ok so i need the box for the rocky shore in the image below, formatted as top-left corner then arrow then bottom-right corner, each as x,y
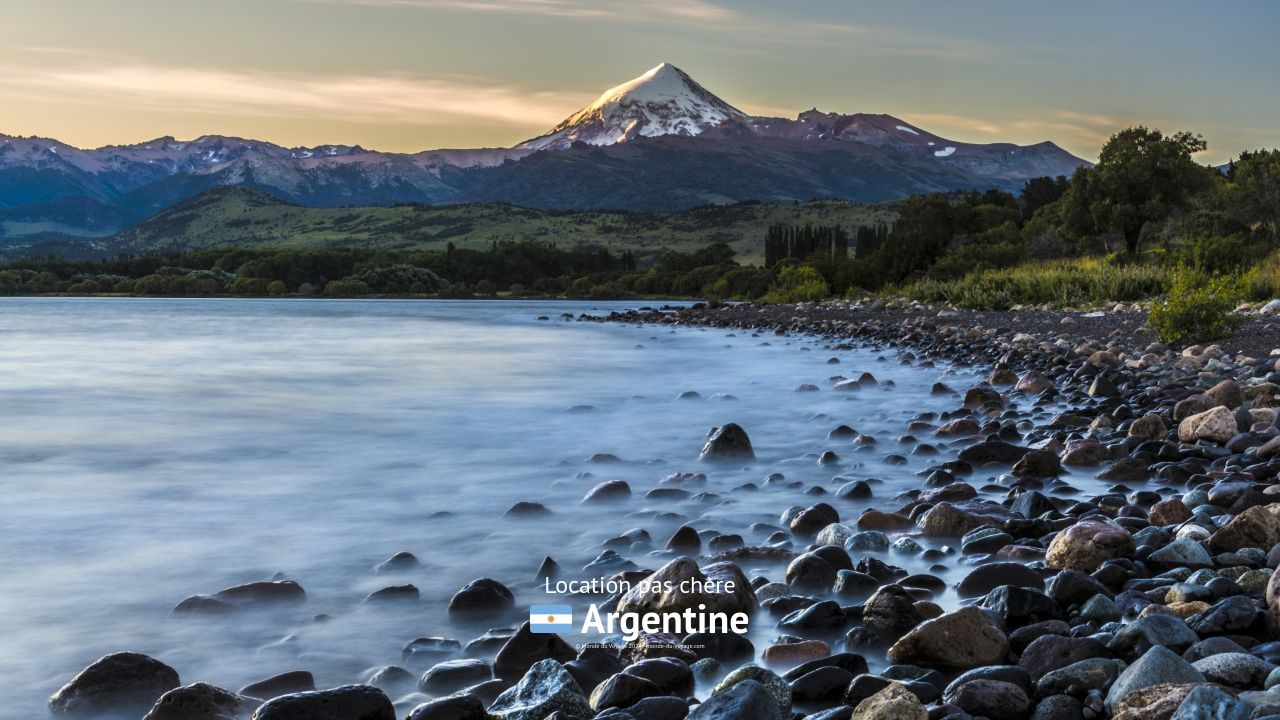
45,299 -> 1280,720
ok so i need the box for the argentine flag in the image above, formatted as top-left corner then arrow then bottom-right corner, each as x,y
529,604 -> 574,633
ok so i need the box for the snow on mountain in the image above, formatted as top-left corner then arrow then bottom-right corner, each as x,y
517,63 -> 746,151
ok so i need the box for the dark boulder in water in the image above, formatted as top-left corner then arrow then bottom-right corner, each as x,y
373,551 -> 419,573
48,652 -> 180,717
363,584 -> 419,604
448,578 -> 515,616
699,424 -> 754,460
406,694 -> 488,720
141,682 -> 256,720
251,685 -> 394,720
583,480 -> 632,503
174,580 -> 306,615
504,501 -> 552,517
493,622 -> 578,682
239,671 -> 315,701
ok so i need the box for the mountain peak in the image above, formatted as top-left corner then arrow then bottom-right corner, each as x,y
517,63 -> 744,151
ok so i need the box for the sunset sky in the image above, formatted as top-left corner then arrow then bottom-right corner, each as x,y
1,0 -> 1275,163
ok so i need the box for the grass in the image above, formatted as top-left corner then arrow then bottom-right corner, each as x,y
895,257 -> 1170,310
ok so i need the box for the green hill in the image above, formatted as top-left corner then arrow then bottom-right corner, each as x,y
106,186 -> 895,265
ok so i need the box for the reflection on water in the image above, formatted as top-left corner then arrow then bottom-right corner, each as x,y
0,297 -> 996,717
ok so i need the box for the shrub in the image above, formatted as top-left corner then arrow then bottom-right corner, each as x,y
1148,266 -> 1243,345
323,278 -> 370,296
763,265 -> 831,304
352,264 -> 447,293
267,280 -> 288,296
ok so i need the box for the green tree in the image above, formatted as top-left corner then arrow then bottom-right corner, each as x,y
1226,149 -> 1280,239
1062,127 -> 1210,255
764,265 -> 830,303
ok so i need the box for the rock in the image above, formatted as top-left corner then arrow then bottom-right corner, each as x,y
49,652 -> 181,717
364,584 -> 418,603
590,673 -> 661,711
916,502 -> 990,537
945,679 -> 1031,720
1016,372 -> 1054,394
1150,498 -> 1193,525
239,672 -> 315,700
862,585 -> 925,637
1108,614 -> 1200,656
620,633 -> 699,666
251,686 -> 394,720
493,622 -> 577,682
617,557 -> 755,616
1191,652 -> 1274,688
980,586 -> 1060,626
789,504 -> 840,536
1019,635 -> 1107,680
373,551 -> 420,573
1129,413 -> 1169,440
142,683 -> 254,720
406,694 -> 488,720
1033,694 -> 1084,720
1013,449 -> 1062,477
1178,406 -> 1238,444
784,553 -> 836,592
1046,520 -> 1135,572
849,682 -> 927,720
711,666 -> 789,715
1035,658 -> 1123,696
1061,438 -> 1112,465
1111,683 -> 1197,720
761,639 -> 830,667
564,647 -> 624,696
963,386 -> 1005,409
957,439 -> 1025,464
420,659 -> 492,694
1104,646 -> 1205,712
584,480 -> 632,503
957,563 -> 1044,598
488,659 -> 590,720
626,696 -> 691,720
447,578 -> 514,615
789,666 -> 854,705
366,666 -> 416,696
1206,379 -> 1244,409
887,606 -> 1009,671
1148,538 -> 1215,570
699,424 -> 754,460
689,679 -> 780,720
1207,505 -> 1280,554
1170,684 -> 1251,720
175,580 -> 306,614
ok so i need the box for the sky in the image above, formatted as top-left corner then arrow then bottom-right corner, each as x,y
0,0 -> 1275,163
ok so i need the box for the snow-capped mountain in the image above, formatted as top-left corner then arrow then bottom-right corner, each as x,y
517,63 -> 746,151
0,62 -> 1092,242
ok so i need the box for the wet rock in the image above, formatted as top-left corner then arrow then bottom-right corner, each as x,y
447,578 -> 514,615
251,685 -> 394,720
1016,372 -> 1054,394
789,666 -> 854,704
1013,449 -> 1062,477
957,562 -> 1043,598
980,585 -> 1061,626
1150,497 -> 1193,525
1109,682 -> 1197,720
1207,504 -> 1280,553
710,666 -> 790,716
373,551 -> 420,573
564,647 -> 624,696
916,501 -> 991,537
1108,614 -> 1200,656
945,679 -> 1031,720
175,580 -> 306,614
584,480 -> 632,503
1128,413 -> 1169,440
1062,438 -> 1112,465
49,652 -> 181,717
1207,379 -> 1244,408
617,557 -> 755,617
1148,538 -> 1214,570
699,424 -> 754,460
958,439 -> 1026,465
622,657 -> 693,697
488,659 -> 590,720
862,585 -> 926,637
761,639 -> 832,666
1034,658 -> 1123,696
406,694 -> 488,720
963,386 -> 1005,409
887,606 -> 1009,671
590,673 -> 661,711
625,696 -> 690,720
239,672 -> 315,701
620,633 -> 699,666
1032,694 -> 1084,720
493,622 -> 577,682
690,679 -> 781,720
366,666 -> 416,696
683,633 -> 753,663
364,584 -> 418,603
504,502 -> 551,517
1169,684 -> 1251,720
849,682 -> 927,720
1046,520 -> 1135,572
1178,406 -> 1237,444
142,683 -> 255,720
665,526 -> 701,553
1019,635 -> 1107,680
784,553 -> 836,592
1104,646 -> 1205,712
789,503 -> 840,536
420,659 -> 491,694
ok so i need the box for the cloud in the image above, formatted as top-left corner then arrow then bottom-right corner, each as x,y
302,0 -> 735,22
0,62 -> 591,129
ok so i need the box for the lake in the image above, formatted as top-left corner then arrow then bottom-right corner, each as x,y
0,297 -> 984,718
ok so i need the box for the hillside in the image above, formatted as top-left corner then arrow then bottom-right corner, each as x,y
103,186 -> 895,264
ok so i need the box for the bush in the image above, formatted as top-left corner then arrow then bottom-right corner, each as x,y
267,280 -> 288,296
763,265 -> 831,304
323,278 -> 370,296
352,264 -> 447,293
1148,267 -> 1243,345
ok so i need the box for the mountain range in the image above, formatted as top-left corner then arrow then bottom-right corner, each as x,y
0,63 -> 1088,247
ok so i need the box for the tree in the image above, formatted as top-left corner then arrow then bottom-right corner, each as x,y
1062,127 -> 1209,255
1226,149 -> 1280,239
1020,175 -> 1070,219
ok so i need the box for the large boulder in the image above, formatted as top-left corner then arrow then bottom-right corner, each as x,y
699,424 -> 754,460
861,585 -> 926,637
711,666 -> 790,716
175,581 -> 306,614
49,652 -> 180,717
1104,646 -> 1204,712
1045,521 -> 1135,572
1177,406 -> 1237,444
487,659 -> 590,720
617,557 -> 755,616
886,606 -> 1009,671
1206,504 -> 1280,554
251,685 -> 394,720
493,622 -> 577,682
447,578 -> 514,615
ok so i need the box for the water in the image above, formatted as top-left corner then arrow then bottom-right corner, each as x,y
0,297 -> 988,717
